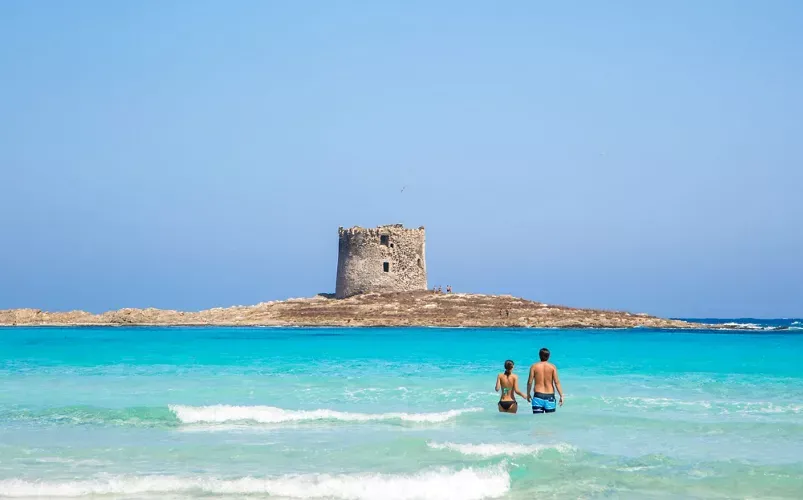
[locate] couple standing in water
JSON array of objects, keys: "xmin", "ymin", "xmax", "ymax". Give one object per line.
[{"xmin": 495, "ymin": 348, "xmax": 564, "ymax": 414}]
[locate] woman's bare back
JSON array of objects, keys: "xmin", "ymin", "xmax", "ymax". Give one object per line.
[{"xmin": 497, "ymin": 373, "xmax": 517, "ymax": 401}]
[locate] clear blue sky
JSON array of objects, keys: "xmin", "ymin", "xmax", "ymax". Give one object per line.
[{"xmin": 1, "ymin": 1, "xmax": 801, "ymax": 318}]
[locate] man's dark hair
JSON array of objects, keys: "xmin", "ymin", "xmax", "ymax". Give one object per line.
[{"xmin": 539, "ymin": 348, "xmax": 550, "ymax": 361}]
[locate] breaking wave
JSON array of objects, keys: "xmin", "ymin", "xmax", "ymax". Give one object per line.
[
  {"xmin": 716, "ymin": 322, "xmax": 801, "ymax": 331},
  {"xmin": 719, "ymin": 322, "xmax": 764, "ymax": 330},
  {"xmin": 169, "ymin": 405, "xmax": 483, "ymax": 424},
  {"xmin": 596, "ymin": 396, "xmax": 803, "ymax": 415},
  {"xmin": 0, "ymin": 467, "xmax": 509, "ymax": 499},
  {"xmin": 427, "ymin": 442, "xmax": 575, "ymax": 457},
  {"xmin": 1, "ymin": 405, "xmax": 483, "ymax": 427}
]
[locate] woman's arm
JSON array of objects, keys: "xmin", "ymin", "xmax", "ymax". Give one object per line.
[
  {"xmin": 495, "ymin": 374, "xmax": 501, "ymax": 392},
  {"xmin": 513, "ymin": 375, "xmax": 528, "ymax": 399}
]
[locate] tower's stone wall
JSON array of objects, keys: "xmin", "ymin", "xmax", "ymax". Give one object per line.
[{"xmin": 335, "ymin": 224, "xmax": 427, "ymax": 299}]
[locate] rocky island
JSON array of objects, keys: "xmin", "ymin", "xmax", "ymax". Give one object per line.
[
  {"xmin": 0, "ymin": 225, "xmax": 712, "ymax": 329},
  {"xmin": 0, "ymin": 291, "xmax": 702, "ymax": 328}
]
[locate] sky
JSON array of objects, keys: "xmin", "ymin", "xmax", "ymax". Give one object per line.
[{"xmin": 1, "ymin": 1, "xmax": 801, "ymax": 318}]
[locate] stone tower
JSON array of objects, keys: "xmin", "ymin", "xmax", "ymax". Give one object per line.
[{"xmin": 335, "ymin": 224, "xmax": 427, "ymax": 299}]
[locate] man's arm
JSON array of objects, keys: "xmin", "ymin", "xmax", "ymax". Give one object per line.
[
  {"xmin": 553, "ymin": 366, "xmax": 564, "ymax": 406},
  {"xmin": 526, "ymin": 364, "xmax": 535, "ymax": 402}
]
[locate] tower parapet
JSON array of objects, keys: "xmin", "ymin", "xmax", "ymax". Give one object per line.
[{"xmin": 335, "ymin": 224, "xmax": 427, "ymax": 299}]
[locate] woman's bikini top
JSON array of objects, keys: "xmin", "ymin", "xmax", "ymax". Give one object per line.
[{"xmin": 500, "ymin": 374, "xmax": 513, "ymax": 398}]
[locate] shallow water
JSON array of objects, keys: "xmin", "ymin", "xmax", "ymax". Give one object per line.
[{"xmin": 1, "ymin": 325, "xmax": 802, "ymax": 499}]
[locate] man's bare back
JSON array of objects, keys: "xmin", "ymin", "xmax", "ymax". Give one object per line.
[
  {"xmin": 527, "ymin": 348, "xmax": 564, "ymax": 413},
  {"xmin": 530, "ymin": 362, "xmax": 558, "ymax": 394}
]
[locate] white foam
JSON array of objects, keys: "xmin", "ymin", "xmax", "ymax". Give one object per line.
[
  {"xmin": 600, "ymin": 396, "xmax": 708, "ymax": 409},
  {"xmin": 598, "ymin": 396, "xmax": 803, "ymax": 414},
  {"xmin": 748, "ymin": 403, "xmax": 803, "ymax": 414},
  {"xmin": 0, "ymin": 467, "xmax": 509, "ymax": 499},
  {"xmin": 31, "ymin": 458, "xmax": 108, "ymax": 466},
  {"xmin": 428, "ymin": 442, "xmax": 575, "ymax": 457},
  {"xmin": 617, "ymin": 465, "xmax": 660, "ymax": 472},
  {"xmin": 719, "ymin": 322, "xmax": 765, "ymax": 330},
  {"xmin": 716, "ymin": 322, "xmax": 798, "ymax": 331},
  {"xmin": 169, "ymin": 405, "xmax": 482, "ymax": 424}
]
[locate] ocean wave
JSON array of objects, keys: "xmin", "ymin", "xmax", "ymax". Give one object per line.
[
  {"xmin": 0, "ymin": 467, "xmax": 509, "ymax": 499},
  {"xmin": 597, "ymin": 396, "xmax": 803, "ymax": 415},
  {"xmin": 599, "ymin": 396, "xmax": 704, "ymax": 409},
  {"xmin": 1, "ymin": 405, "xmax": 483, "ymax": 427},
  {"xmin": 427, "ymin": 442, "xmax": 575, "ymax": 457},
  {"xmin": 0, "ymin": 406, "xmax": 176, "ymax": 427},
  {"xmin": 30, "ymin": 457, "xmax": 109, "ymax": 466},
  {"xmin": 717, "ymin": 322, "xmax": 800, "ymax": 331},
  {"xmin": 169, "ymin": 405, "xmax": 483, "ymax": 424},
  {"xmin": 718, "ymin": 322, "xmax": 767, "ymax": 330},
  {"xmin": 616, "ymin": 465, "xmax": 661, "ymax": 472}
]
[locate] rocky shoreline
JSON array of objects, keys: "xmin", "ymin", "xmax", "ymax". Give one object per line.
[{"xmin": 0, "ymin": 291, "xmax": 710, "ymax": 329}]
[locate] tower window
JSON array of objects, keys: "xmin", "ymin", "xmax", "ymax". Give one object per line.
[
  {"xmin": 380, "ymin": 235, "xmax": 389, "ymax": 246},
  {"xmin": 383, "ymin": 262, "xmax": 390, "ymax": 272},
  {"xmin": 417, "ymin": 258, "xmax": 422, "ymax": 268}
]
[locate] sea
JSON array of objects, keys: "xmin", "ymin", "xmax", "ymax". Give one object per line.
[{"xmin": 1, "ymin": 319, "xmax": 802, "ymax": 499}]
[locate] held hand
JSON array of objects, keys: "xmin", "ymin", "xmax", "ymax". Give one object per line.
[
  {"xmin": 559, "ymin": 396, "xmax": 564, "ymax": 407},
  {"xmin": 526, "ymin": 395, "xmax": 532, "ymax": 403}
]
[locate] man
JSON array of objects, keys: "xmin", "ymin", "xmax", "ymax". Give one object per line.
[{"xmin": 527, "ymin": 347, "xmax": 564, "ymax": 414}]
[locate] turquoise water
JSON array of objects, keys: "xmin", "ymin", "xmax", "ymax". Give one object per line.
[{"xmin": 1, "ymin": 325, "xmax": 802, "ymax": 499}]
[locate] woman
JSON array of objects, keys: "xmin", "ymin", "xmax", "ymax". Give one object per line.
[{"xmin": 495, "ymin": 360, "xmax": 528, "ymax": 413}]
